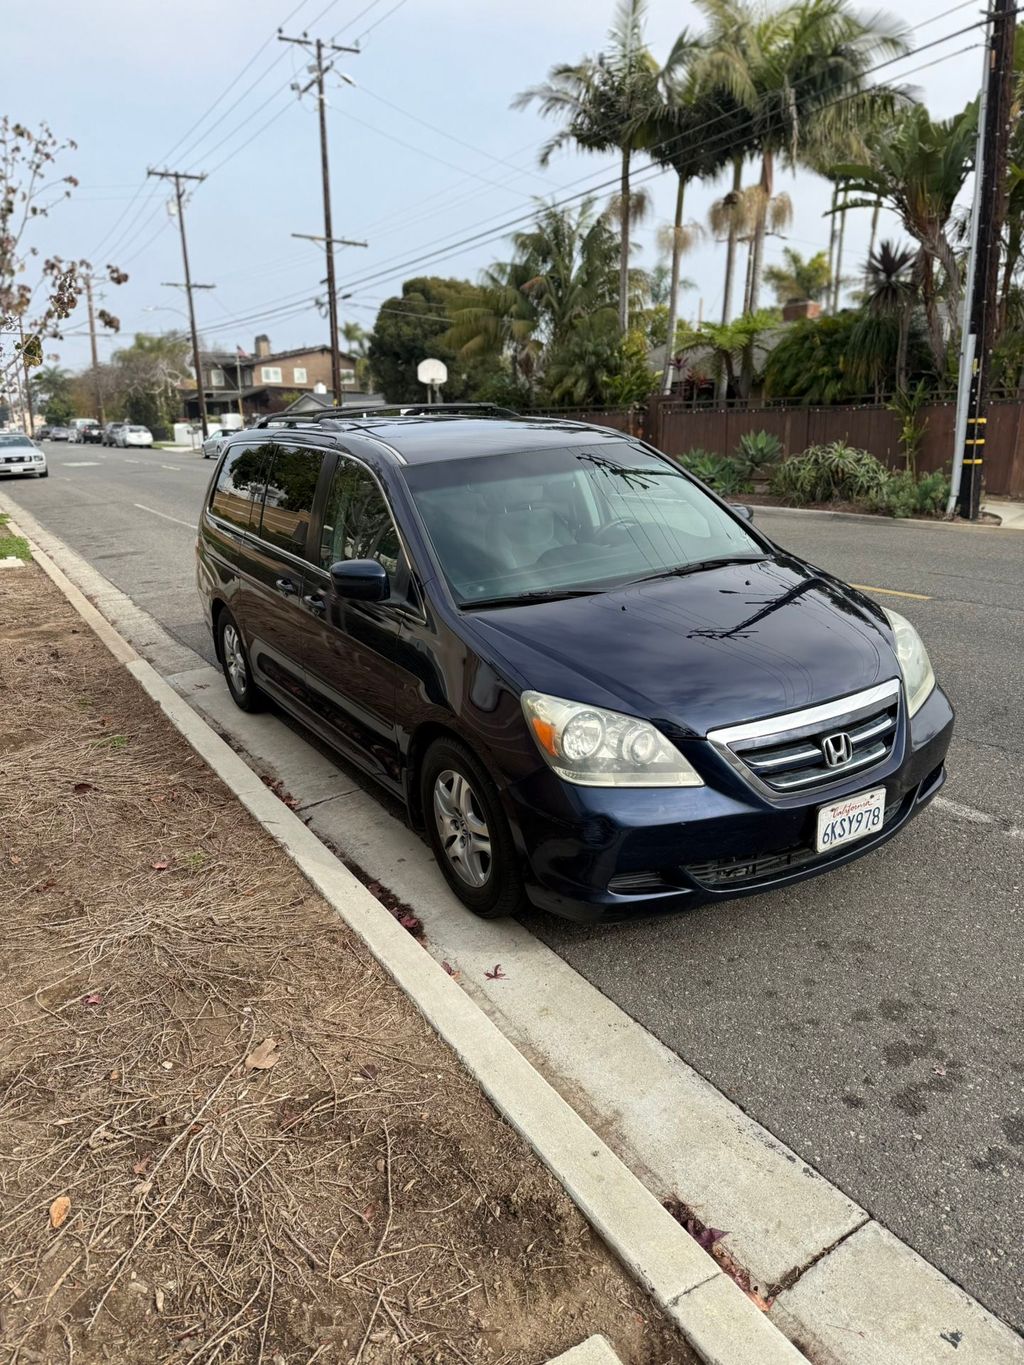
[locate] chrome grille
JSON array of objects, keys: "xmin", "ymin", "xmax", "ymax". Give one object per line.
[{"xmin": 708, "ymin": 680, "xmax": 901, "ymax": 796}]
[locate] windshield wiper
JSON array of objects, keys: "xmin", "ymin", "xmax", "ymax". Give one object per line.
[
  {"xmin": 631, "ymin": 553, "xmax": 771, "ymax": 585},
  {"xmin": 464, "ymin": 587, "xmax": 605, "ymax": 610}
]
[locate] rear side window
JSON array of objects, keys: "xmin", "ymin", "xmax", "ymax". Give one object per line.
[
  {"xmin": 210, "ymin": 443, "xmax": 270, "ymax": 532},
  {"xmin": 257, "ymin": 444, "xmax": 325, "ymax": 554},
  {"xmin": 319, "ymin": 458, "xmax": 400, "ymax": 573}
]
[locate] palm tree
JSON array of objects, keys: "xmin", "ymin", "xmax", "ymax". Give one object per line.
[
  {"xmin": 675, "ymin": 308, "xmax": 778, "ymax": 403},
  {"xmin": 861, "ymin": 238, "xmax": 917, "ymax": 392},
  {"xmin": 341, "ymin": 321, "xmax": 369, "ymax": 357},
  {"xmin": 838, "ymin": 101, "xmax": 979, "ymax": 376},
  {"xmin": 692, "ymin": 0, "xmax": 909, "ymax": 314},
  {"xmin": 515, "ymin": 0, "xmax": 661, "ymax": 334},
  {"xmin": 764, "ymin": 246, "xmax": 831, "ymax": 305},
  {"xmin": 28, "ymin": 362, "xmax": 71, "ymax": 406},
  {"xmin": 708, "ymin": 164, "xmax": 755, "ymax": 325},
  {"xmin": 447, "ymin": 198, "xmax": 620, "ymax": 400}
]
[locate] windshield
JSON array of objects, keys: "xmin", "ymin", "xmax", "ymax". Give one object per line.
[
  {"xmin": 404, "ymin": 440, "xmax": 763, "ymax": 605},
  {"xmin": 0, "ymin": 434, "xmax": 32, "ymax": 447}
]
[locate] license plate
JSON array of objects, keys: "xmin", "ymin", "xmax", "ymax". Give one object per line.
[{"xmin": 816, "ymin": 787, "xmax": 886, "ymax": 853}]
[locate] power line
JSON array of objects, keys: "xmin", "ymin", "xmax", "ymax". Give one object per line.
[{"xmin": 193, "ymin": 23, "xmax": 984, "ymax": 334}]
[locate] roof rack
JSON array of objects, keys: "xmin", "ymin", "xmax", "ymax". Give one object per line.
[{"xmin": 253, "ymin": 402, "xmax": 518, "ymax": 430}]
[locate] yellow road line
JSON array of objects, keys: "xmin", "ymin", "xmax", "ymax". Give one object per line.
[{"xmin": 851, "ymin": 583, "xmax": 932, "ymax": 601}]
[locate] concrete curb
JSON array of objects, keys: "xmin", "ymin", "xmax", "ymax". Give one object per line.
[
  {"xmin": 16, "ymin": 516, "xmax": 806, "ymax": 1364},
  {"xmin": 747, "ymin": 502, "xmax": 1013, "ymax": 531}
]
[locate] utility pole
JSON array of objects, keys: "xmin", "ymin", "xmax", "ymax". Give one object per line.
[
  {"xmin": 147, "ymin": 168, "xmax": 210, "ymax": 436},
  {"xmin": 83, "ymin": 274, "xmax": 104, "ymax": 424},
  {"xmin": 948, "ymin": 0, "xmax": 1016, "ymax": 520},
  {"xmin": 279, "ymin": 31, "xmax": 364, "ymax": 401}
]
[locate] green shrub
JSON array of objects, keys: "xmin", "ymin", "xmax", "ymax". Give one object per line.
[
  {"xmin": 865, "ymin": 468, "xmax": 951, "ymax": 518},
  {"xmin": 735, "ymin": 429, "xmax": 783, "ymax": 470},
  {"xmin": 770, "ymin": 441, "xmax": 890, "ymax": 505},
  {"xmin": 681, "ymin": 450, "xmax": 751, "ymax": 495}
]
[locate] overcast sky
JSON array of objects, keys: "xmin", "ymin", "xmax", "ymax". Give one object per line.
[{"xmin": 6, "ymin": 0, "xmax": 986, "ymax": 374}]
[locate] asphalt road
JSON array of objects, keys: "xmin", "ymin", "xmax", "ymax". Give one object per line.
[{"xmin": 8, "ymin": 441, "xmax": 1024, "ymax": 1332}]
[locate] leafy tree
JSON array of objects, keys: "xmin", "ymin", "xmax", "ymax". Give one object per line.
[
  {"xmin": 111, "ymin": 332, "xmax": 190, "ymax": 437},
  {"xmin": 762, "ymin": 307, "xmax": 932, "ymax": 403},
  {"xmin": 1, "ymin": 117, "xmax": 127, "ymax": 376},
  {"xmin": 30, "ymin": 363, "xmax": 75, "ymax": 424},
  {"xmin": 764, "ymin": 248, "xmax": 831, "ymax": 304},
  {"xmin": 367, "ymin": 277, "xmax": 491, "ymax": 403},
  {"xmin": 515, "ymin": 0, "xmax": 662, "ymax": 333}
]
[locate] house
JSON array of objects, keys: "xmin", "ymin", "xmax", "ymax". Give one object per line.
[{"xmin": 181, "ymin": 334, "xmax": 360, "ymax": 422}]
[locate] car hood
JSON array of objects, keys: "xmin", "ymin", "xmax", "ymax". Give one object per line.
[{"xmin": 464, "ymin": 555, "xmax": 899, "ymax": 737}]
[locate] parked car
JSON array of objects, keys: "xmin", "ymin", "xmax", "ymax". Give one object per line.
[
  {"xmin": 202, "ymin": 427, "xmax": 237, "ymax": 460},
  {"xmin": 48, "ymin": 427, "xmax": 71, "ymax": 442},
  {"xmin": 197, "ymin": 414, "xmax": 953, "ymax": 922},
  {"xmin": 0, "ymin": 432, "xmax": 47, "ymax": 478},
  {"xmin": 102, "ymin": 422, "xmax": 127, "ymax": 446},
  {"xmin": 116, "ymin": 424, "xmax": 154, "ymax": 448},
  {"xmin": 37, "ymin": 425, "xmax": 52, "ymax": 440},
  {"xmin": 82, "ymin": 422, "xmax": 104, "ymax": 445},
  {"xmin": 69, "ymin": 418, "xmax": 101, "ymax": 444}
]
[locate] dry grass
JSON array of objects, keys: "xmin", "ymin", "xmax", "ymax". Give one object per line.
[{"xmin": 0, "ymin": 564, "xmax": 695, "ymax": 1365}]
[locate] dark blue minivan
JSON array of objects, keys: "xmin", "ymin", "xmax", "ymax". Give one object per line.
[{"xmin": 197, "ymin": 410, "xmax": 953, "ymax": 921}]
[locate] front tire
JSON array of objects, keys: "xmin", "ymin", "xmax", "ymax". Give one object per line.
[
  {"xmin": 217, "ymin": 609, "xmax": 264, "ymax": 712},
  {"xmin": 420, "ymin": 737, "xmax": 524, "ymax": 918}
]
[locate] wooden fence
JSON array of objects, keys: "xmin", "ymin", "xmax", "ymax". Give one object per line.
[{"xmin": 646, "ymin": 397, "xmax": 1024, "ymax": 498}]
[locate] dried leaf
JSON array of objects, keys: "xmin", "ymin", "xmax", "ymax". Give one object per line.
[
  {"xmin": 72, "ymin": 782, "xmax": 94, "ymax": 794},
  {"xmin": 245, "ymin": 1037, "xmax": 281, "ymax": 1072},
  {"xmin": 49, "ymin": 1196, "xmax": 70, "ymax": 1229},
  {"xmin": 151, "ymin": 859, "xmax": 169, "ymax": 872},
  {"xmin": 88, "ymin": 1125, "xmax": 115, "ymax": 1150},
  {"xmin": 358, "ymin": 1062, "xmax": 378, "ymax": 1081},
  {"xmin": 132, "ymin": 1179, "xmax": 153, "ymax": 1199},
  {"xmin": 442, "ymin": 961, "xmax": 461, "ymax": 980},
  {"xmin": 9, "ymin": 855, "xmax": 22, "ymax": 867},
  {"xmin": 132, "ymin": 1158, "xmax": 150, "ymax": 1176},
  {"xmin": 484, "ymin": 964, "xmax": 506, "ymax": 980},
  {"xmin": 82, "ymin": 992, "xmax": 103, "ymax": 1007},
  {"xmin": 155, "ymin": 1287, "xmax": 165, "ymax": 1313},
  {"xmin": 744, "ymin": 1288, "xmax": 773, "ymax": 1312}
]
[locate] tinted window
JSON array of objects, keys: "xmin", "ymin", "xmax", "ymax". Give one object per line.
[
  {"xmin": 210, "ymin": 443, "xmax": 270, "ymax": 532},
  {"xmin": 0, "ymin": 434, "xmax": 32, "ymax": 448},
  {"xmin": 404, "ymin": 441, "xmax": 762, "ymax": 604},
  {"xmin": 320, "ymin": 459, "xmax": 400, "ymax": 573},
  {"xmin": 257, "ymin": 444, "xmax": 325, "ymax": 554}
]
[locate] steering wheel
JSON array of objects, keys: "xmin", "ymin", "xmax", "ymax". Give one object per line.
[{"xmin": 594, "ymin": 517, "xmax": 643, "ymax": 545}]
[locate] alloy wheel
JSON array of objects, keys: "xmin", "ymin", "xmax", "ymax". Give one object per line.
[
  {"xmin": 222, "ymin": 623, "xmax": 247, "ymax": 695},
  {"xmin": 433, "ymin": 769, "xmax": 492, "ymax": 888}
]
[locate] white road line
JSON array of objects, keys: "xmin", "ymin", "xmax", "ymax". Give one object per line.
[
  {"xmin": 160, "ymin": 464, "xmax": 181, "ymax": 472},
  {"xmin": 63, "ymin": 461, "xmax": 101, "ymax": 467},
  {"xmin": 124, "ymin": 459, "xmax": 142, "ymax": 465},
  {"xmin": 132, "ymin": 503, "xmax": 197, "ymax": 531}
]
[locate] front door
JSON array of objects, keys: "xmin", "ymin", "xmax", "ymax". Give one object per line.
[
  {"xmin": 244, "ymin": 440, "xmax": 328, "ymax": 705},
  {"xmin": 301, "ymin": 454, "xmax": 407, "ymax": 786}
]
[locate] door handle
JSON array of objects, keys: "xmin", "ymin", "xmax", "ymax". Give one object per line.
[
  {"xmin": 303, "ymin": 591, "xmax": 326, "ymax": 615},
  {"xmin": 275, "ymin": 576, "xmax": 298, "ymax": 596}
]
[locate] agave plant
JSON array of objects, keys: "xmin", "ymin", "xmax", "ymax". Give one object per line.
[
  {"xmin": 770, "ymin": 441, "xmax": 890, "ymax": 503},
  {"xmin": 735, "ymin": 428, "xmax": 783, "ymax": 470}
]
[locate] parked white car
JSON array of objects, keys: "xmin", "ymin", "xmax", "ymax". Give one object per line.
[
  {"xmin": 202, "ymin": 427, "xmax": 236, "ymax": 460},
  {"xmin": 0, "ymin": 432, "xmax": 47, "ymax": 478},
  {"xmin": 116, "ymin": 425, "xmax": 154, "ymax": 448}
]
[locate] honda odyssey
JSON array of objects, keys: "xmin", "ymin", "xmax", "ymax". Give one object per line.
[{"xmin": 196, "ymin": 411, "xmax": 953, "ymax": 921}]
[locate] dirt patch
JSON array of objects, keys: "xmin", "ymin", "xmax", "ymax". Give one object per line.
[{"xmin": 0, "ymin": 564, "xmax": 696, "ymax": 1365}]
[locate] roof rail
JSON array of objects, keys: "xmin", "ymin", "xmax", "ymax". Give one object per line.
[
  {"xmin": 312, "ymin": 402, "xmax": 518, "ymax": 422},
  {"xmin": 252, "ymin": 413, "xmax": 321, "ymax": 429}
]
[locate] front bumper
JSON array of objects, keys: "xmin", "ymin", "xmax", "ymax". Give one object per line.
[
  {"xmin": 506, "ymin": 685, "xmax": 954, "ymax": 922},
  {"xmin": 0, "ymin": 461, "xmax": 45, "ymax": 476}
]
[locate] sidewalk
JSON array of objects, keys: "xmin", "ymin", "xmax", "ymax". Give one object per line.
[
  {"xmin": 983, "ymin": 496, "xmax": 1024, "ymax": 529},
  {"xmin": 0, "ymin": 560, "xmax": 697, "ymax": 1364}
]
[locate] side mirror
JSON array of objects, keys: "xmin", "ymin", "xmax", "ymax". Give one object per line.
[
  {"xmin": 730, "ymin": 502, "xmax": 754, "ymax": 522},
  {"xmin": 330, "ymin": 558, "xmax": 389, "ymax": 602}
]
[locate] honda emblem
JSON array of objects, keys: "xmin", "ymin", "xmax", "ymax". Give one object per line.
[{"xmin": 821, "ymin": 731, "xmax": 854, "ymax": 768}]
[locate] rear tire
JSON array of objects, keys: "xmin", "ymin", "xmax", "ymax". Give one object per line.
[
  {"xmin": 217, "ymin": 609, "xmax": 264, "ymax": 712},
  {"xmin": 420, "ymin": 737, "xmax": 525, "ymax": 918}
]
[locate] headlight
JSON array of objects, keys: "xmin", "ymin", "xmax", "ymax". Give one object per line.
[
  {"xmin": 883, "ymin": 609, "xmax": 935, "ymax": 716},
  {"xmin": 521, "ymin": 691, "xmax": 704, "ymax": 787}
]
